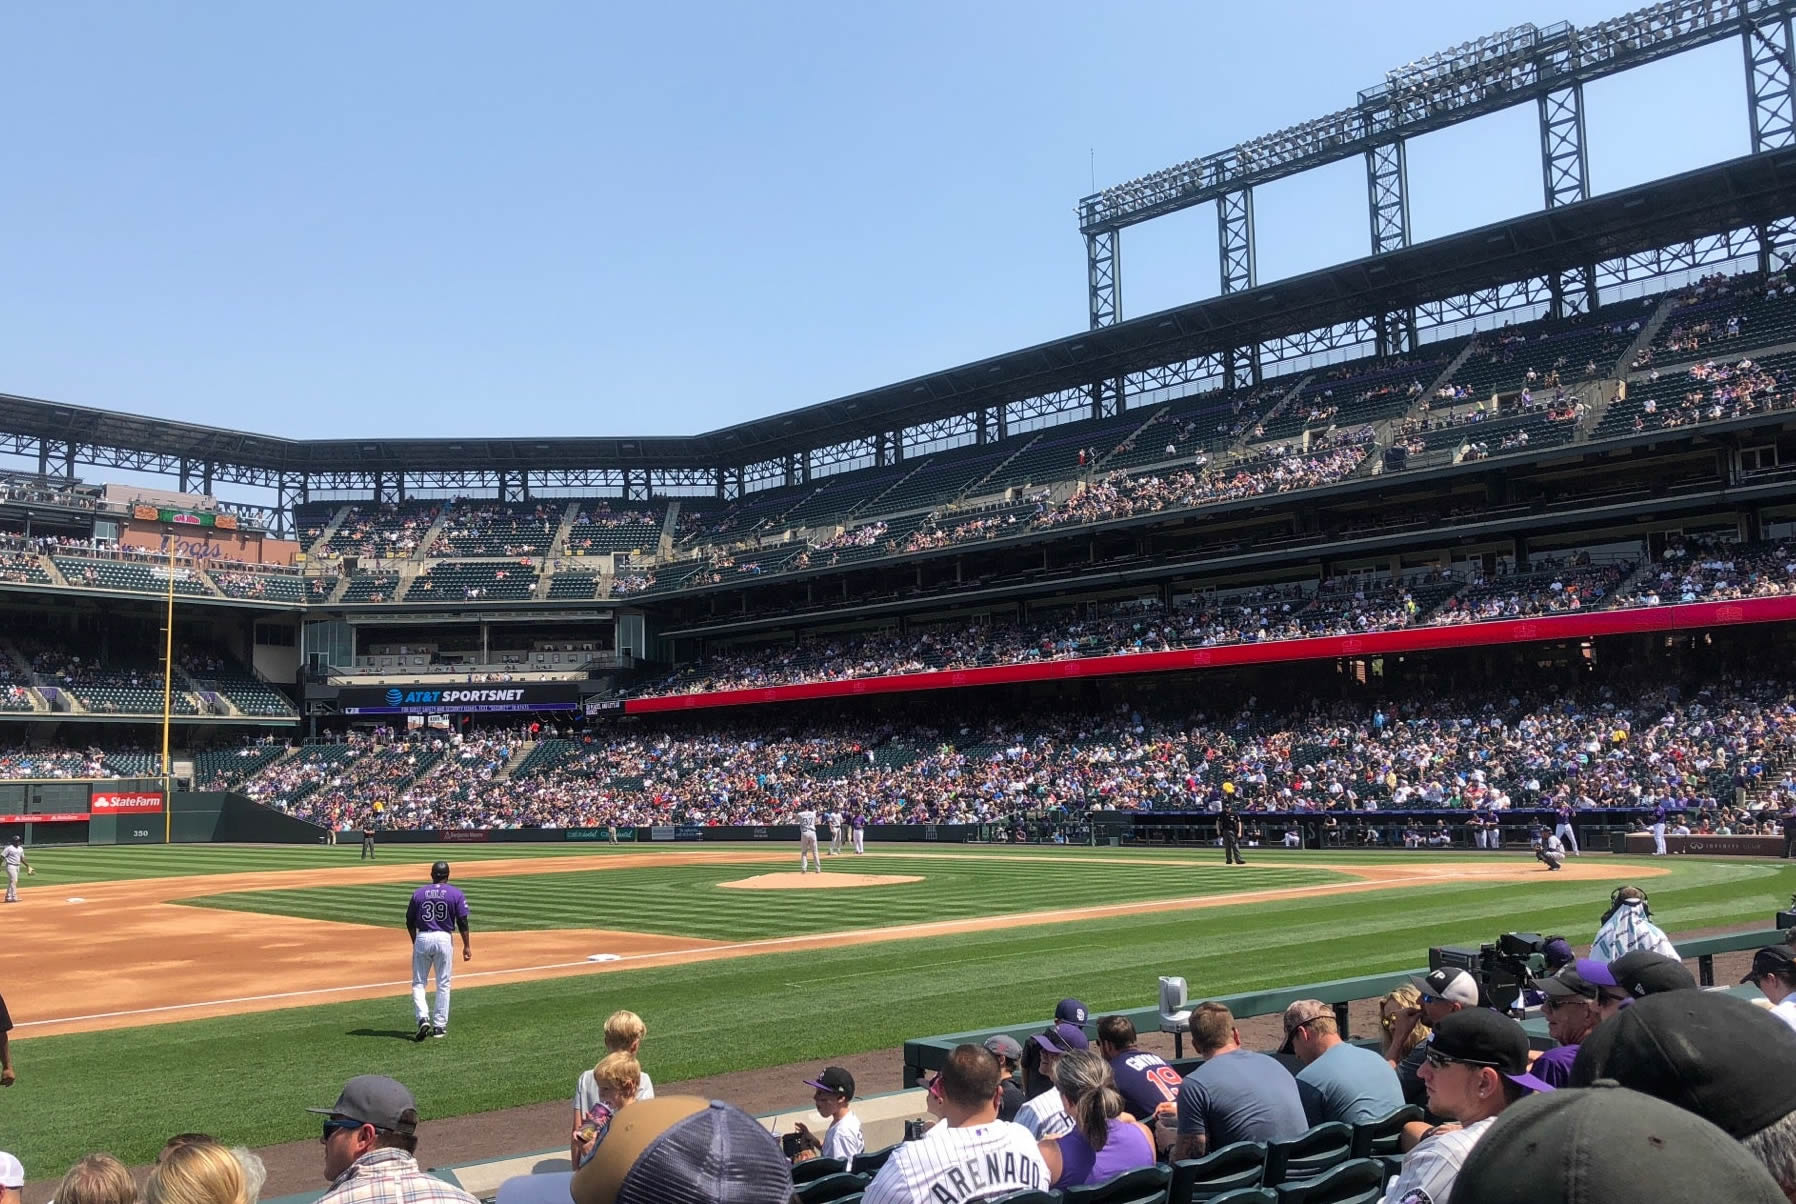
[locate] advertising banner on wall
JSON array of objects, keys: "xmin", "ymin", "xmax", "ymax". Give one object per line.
[
  {"xmin": 338, "ymin": 683, "xmax": 581, "ymax": 715},
  {"xmin": 92, "ymin": 792, "xmax": 165, "ymax": 814}
]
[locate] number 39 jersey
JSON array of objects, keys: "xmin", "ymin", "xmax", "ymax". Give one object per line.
[
  {"xmin": 408, "ymin": 883, "xmax": 469, "ymax": 933},
  {"xmin": 1109, "ymin": 1049, "xmax": 1183, "ymax": 1121}
]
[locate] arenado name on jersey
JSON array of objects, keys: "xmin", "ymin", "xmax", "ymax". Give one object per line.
[{"xmin": 924, "ymin": 1148, "xmax": 1045, "ymax": 1202}]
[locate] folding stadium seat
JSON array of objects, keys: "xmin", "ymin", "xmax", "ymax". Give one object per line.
[
  {"xmin": 1168, "ymin": 1141, "xmax": 1268, "ymax": 1203},
  {"xmin": 1271, "ymin": 1159, "xmax": 1384, "ymax": 1204},
  {"xmin": 791, "ymin": 1158, "xmax": 850, "ymax": 1185},
  {"xmin": 1263, "ymin": 1123, "xmax": 1353, "ymax": 1185},
  {"xmin": 794, "ymin": 1172, "xmax": 868, "ymax": 1204},
  {"xmin": 1206, "ymin": 1192, "xmax": 1277, "ymax": 1204},
  {"xmin": 850, "ymin": 1145, "xmax": 897, "ymax": 1175},
  {"xmin": 1060, "ymin": 1165, "xmax": 1172, "ymax": 1204},
  {"xmin": 1348, "ymin": 1105, "xmax": 1422, "ymax": 1159}
]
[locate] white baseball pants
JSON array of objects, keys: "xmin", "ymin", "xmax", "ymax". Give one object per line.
[
  {"xmin": 1651, "ymin": 822, "xmax": 1667, "ymax": 855},
  {"xmin": 829, "ymin": 826, "xmax": 843, "ymax": 855},
  {"xmin": 799, "ymin": 832, "xmax": 820, "ymax": 872},
  {"xmin": 412, "ymin": 931, "xmax": 454, "ymax": 1028},
  {"xmin": 853, "ymin": 828, "xmax": 864, "ymax": 854},
  {"xmin": 4, "ymin": 864, "xmax": 16, "ymax": 902},
  {"xmin": 1554, "ymin": 822, "xmax": 1579, "ymax": 855}
]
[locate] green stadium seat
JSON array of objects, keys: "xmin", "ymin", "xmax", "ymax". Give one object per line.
[
  {"xmin": 792, "ymin": 1157, "xmax": 849, "ymax": 1184},
  {"xmin": 1169, "ymin": 1141, "xmax": 1267, "ymax": 1203},
  {"xmin": 1060, "ymin": 1164, "xmax": 1171, "ymax": 1204},
  {"xmin": 795, "ymin": 1172, "xmax": 868, "ymax": 1204},
  {"xmin": 851, "ymin": 1145, "xmax": 897, "ymax": 1175},
  {"xmin": 1206, "ymin": 1192, "xmax": 1277, "ymax": 1204},
  {"xmin": 1349, "ymin": 1106, "xmax": 1422, "ymax": 1159},
  {"xmin": 1264, "ymin": 1123, "xmax": 1353, "ymax": 1185},
  {"xmin": 1272, "ymin": 1158, "xmax": 1384, "ymax": 1204}
]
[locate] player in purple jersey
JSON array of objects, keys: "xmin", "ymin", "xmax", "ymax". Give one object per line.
[
  {"xmin": 406, "ymin": 861, "xmax": 471, "ymax": 1041},
  {"xmin": 1553, "ymin": 801, "xmax": 1580, "ymax": 856}
]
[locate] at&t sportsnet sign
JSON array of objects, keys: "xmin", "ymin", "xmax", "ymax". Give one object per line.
[
  {"xmin": 338, "ymin": 683, "xmax": 580, "ymax": 715},
  {"xmin": 91, "ymin": 792, "xmax": 164, "ymax": 814}
]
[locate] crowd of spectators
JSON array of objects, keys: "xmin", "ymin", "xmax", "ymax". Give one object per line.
[
  {"xmin": 188, "ymin": 674, "xmax": 1796, "ymax": 832},
  {"xmin": 431, "ymin": 503, "xmax": 560, "ymax": 558},
  {"xmin": 328, "ymin": 503, "xmax": 440, "ymax": 559},
  {"xmin": 1626, "ymin": 355, "xmax": 1792, "ymax": 433},
  {"xmin": 1620, "ymin": 536, "xmax": 1796, "ymax": 606}
]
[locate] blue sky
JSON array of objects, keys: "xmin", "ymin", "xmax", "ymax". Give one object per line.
[{"xmin": 0, "ymin": 1, "xmax": 1754, "ymax": 444}]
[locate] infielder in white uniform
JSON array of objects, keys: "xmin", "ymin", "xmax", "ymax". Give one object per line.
[
  {"xmin": 797, "ymin": 809, "xmax": 821, "ymax": 873},
  {"xmin": 406, "ymin": 861, "xmax": 472, "ymax": 1040},
  {"xmin": 2, "ymin": 837, "xmax": 29, "ymax": 903},
  {"xmin": 863, "ymin": 1045, "xmax": 1049, "ymax": 1204},
  {"xmin": 828, "ymin": 810, "xmax": 844, "ymax": 856}
]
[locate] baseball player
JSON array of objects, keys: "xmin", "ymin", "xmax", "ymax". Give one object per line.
[
  {"xmin": 1553, "ymin": 799, "xmax": 1580, "ymax": 856},
  {"xmin": 852, "ymin": 812, "xmax": 866, "ymax": 855},
  {"xmin": 406, "ymin": 862, "xmax": 471, "ymax": 1040},
  {"xmin": 1649, "ymin": 801, "xmax": 1669, "ymax": 856},
  {"xmin": 1535, "ymin": 830, "xmax": 1566, "ymax": 871},
  {"xmin": 361, "ymin": 819, "xmax": 377, "ymax": 861},
  {"xmin": 3, "ymin": 838, "xmax": 29, "ymax": 903},
  {"xmin": 797, "ymin": 808, "xmax": 821, "ymax": 874},
  {"xmin": 1220, "ymin": 807, "xmax": 1245, "ymax": 866},
  {"xmin": 827, "ymin": 810, "xmax": 844, "ymax": 857},
  {"xmin": 862, "ymin": 1045, "xmax": 1049, "ymax": 1204}
]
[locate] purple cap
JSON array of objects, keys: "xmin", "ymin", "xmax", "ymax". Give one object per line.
[
  {"xmin": 1055, "ymin": 998, "xmax": 1089, "ymax": 1025},
  {"xmin": 1032, "ymin": 1022, "xmax": 1089, "ymax": 1054},
  {"xmin": 1542, "ymin": 938, "xmax": 1575, "ymax": 970}
]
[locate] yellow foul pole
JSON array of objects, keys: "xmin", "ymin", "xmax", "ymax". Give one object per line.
[{"xmin": 162, "ymin": 529, "xmax": 177, "ymax": 843}]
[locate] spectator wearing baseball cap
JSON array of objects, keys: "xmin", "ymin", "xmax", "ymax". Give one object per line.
[
  {"xmin": 1743, "ymin": 946, "xmax": 1796, "ymax": 1033},
  {"xmin": 1531, "ymin": 959, "xmax": 1628, "ymax": 1088},
  {"xmin": 311, "ymin": 1075, "xmax": 481, "ymax": 1204},
  {"xmin": 1380, "ymin": 1008, "xmax": 1551, "ymax": 1204},
  {"xmin": 1608, "ymin": 949, "xmax": 1696, "ymax": 998},
  {"xmin": 1452, "ymin": 1085, "xmax": 1786, "ymax": 1204},
  {"xmin": 1391, "ymin": 967, "xmax": 1478, "ymax": 1111},
  {"xmin": 496, "ymin": 1096, "xmax": 793, "ymax": 1204},
  {"xmin": 1281, "ymin": 1000, "xmax": 1404, "ymax": 1126},
  {"xmin": 0, "ymin": 1152, "xmax": 20, "ymax": 1204},
  {"xmin": 1094, "ymin": 1015, "xmax": 1181, "ymax": 1147},
  {"xmin": 1170, "ymin": 1003, "xmax": 1307, "ymax": 1161},
  {"xmin": 983, "ymin": 1035, "xmax": 1026, "ymax": 1123},
  {"xmin": 1571, "ymin": 990, "xmax": 1796, "ymax": 1198},
  {"xmin": 792, "ymin": 1066, "xmax": 862, "ymax": 1164},
  {"xmin": 1015, "ymin": 1022, "xmax": 1087, "ymax": 1139}
]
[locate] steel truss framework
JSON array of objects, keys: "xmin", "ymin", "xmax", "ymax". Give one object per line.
[{"xmin": 1080, "ymin": 0, "xmax": 1796, "ymax": 328}]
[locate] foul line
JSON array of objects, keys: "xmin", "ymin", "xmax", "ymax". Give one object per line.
[{"xmin": 25, "ymin": 859, "xmax": 1643, "ymax": 1031}]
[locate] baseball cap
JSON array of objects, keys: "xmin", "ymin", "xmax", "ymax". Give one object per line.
[
  {"xmin": 803, "ymin": 1067, "xmax": 854, "ymax": 1099},
  {"xmin": 1541, "ymin": 937, "xmax": 1575, "ymax": 971},
  {"xmin": 1608, "ymin": 950, "xmax": 1696, "ymax": 997},
  {"xmin": 1032, "ymin": 1021, "xmax": 1089, "ymax": 1054},
  {"xmin": 496, "ymin": 1097, "xmax": 792, "ymax": 1204},
  {"xmin": 1537, "ymin": 959, "xmax": 1621, "ymax": 1001},
  {"xmin": 1452, "ymin": 1085, "xmax": 1786, "ymax": 1204},
  {"xmin": 1278, "ymin": 999, "xmax": 1333, "ymax": 1054},
  {"xmin": 1429, "ymin": 1008, "xmax": 1553, "ymax": 1093},
  {"xmin": 1741, "ymin": 945, "xmax": 1796, "ymax": 983},
  {"xmin": 1410, "ymin": 966, "xmax": 1479, "ymax": 1007},
  {"xmin": 0, "ymin": 1153, "xmax": 22, "ymax": 1189},
  {"xmin": 1569, "ymin": 990, "xmax": 1796, "ymax": 1138},
  {"xmin": 983, "ymin": 1034, "xmax": 1024, "ymax": 1063},
  {"xmin": 305, "ymin": 1075, "xmax": 420, "ymax": 1135},
  {"xmin": 1055, "ymin": 998, "xmax": 1089, "ymax": 1025}
]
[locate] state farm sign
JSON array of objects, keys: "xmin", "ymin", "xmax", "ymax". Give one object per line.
[{"xmin": 91, "ymin": 792, "xmax": 164, "ymax": 814}]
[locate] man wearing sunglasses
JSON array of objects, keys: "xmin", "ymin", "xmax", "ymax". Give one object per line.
[
  {"xmin": 1529, "ymin": 960, "xmax": 1628, "ymax": 1088},
  {"xmin": 1379, "ymin": 1009, "xmax": 1552, "ymax": 1204},
  {"xmin": 310, "ymin": 1075, "xmax": 479, "ymax": 1204},
  {"xmin": 1390, "ymin": 968, "xmax": 1477, "ymax": 1112}
]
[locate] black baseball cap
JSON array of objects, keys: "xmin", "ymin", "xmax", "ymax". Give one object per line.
[
  {"xmin": 1430, "ymin": 1008, "xmax": 1553, "ymax": 1093},
  {"xmin": 1607, "ymin": 950, "xmax": 1696, "ymax": 997},
  {"xmin": 1055, "ymin": 998, "xmax": 1088, "ymax": 1025},
  {"xmin": 1741, "ymin": 946, "xmax": 1796, "ymax": 984},
  {"xmin": 431, "ymin": 861, "xmax": 450, "ymax": 881},
  {"xmin": 1537, "ymin": 959, "xmax": 1621, "ymax": 1001},
  {"xmin": 1569, "ymin": 990, "xmax": 1796, "ymax": 1138},
  {"xmin": 306, "ymin": 1075, "xmax": 420, "ymax": 1135},
  {"xmin": 1452, "ymin": 1085, "xmax": 1786, "ymax": 1204},
  {"xmin": 802, "ymin": 1067, "xmax": 854, "ymax": 1099}
]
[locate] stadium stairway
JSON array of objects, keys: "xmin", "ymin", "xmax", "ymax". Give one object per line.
[
  {"xmin": 496, "ymin": 740, "xmax": 535, "ymax": 779},
  {"xmin": 35, "ymin": 556, "xmax": 70, "ymax": 589},
  {"xmin": 175, "ymin": 665, "xmax": 237, "ymax": 717},
  {"xmin": 1229, "ymin": 374, "xmax": 1314, "ymax": 454},
  {"xmin": 1619, "ymin": 294, "xmax": 1680, "ymax": 369},
  {"xmin": 850, "ymin": 458, "xmax": 932, "ymax": 519},
  {"xmin": 1573, "ymin": 378, "xmax": 1624, "ymax": 441},
  {"xmin": 956, "ymin": 432, "xmax": 1043, "ymax": 499},
  {"xmin": 659, "ymin": 501, "xmax": 681, "ymax": 556},
  {"xmin": 1092, "ymin": 404, "xmax": 1174, "ymax": 472},
  {"xmin": 305, "ymin": 506, "xmax": 353, "ymax": 559},
  {"xmin": 413, "ymin": 507, "xmax": 455, "ymax": 560},
  {"xmin": 550, "ymin": 501, "xmax": 582, "ymax": 558}
]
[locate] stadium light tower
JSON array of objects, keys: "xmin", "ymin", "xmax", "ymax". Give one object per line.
[{"xmin": 1078, "ymin": 0, "xmax": 1796, "ymax": 332}]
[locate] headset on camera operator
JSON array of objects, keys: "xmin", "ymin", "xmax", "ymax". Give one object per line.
[{"xmin": 1590, "ymin": 886, "xmax": 1679, "ymax": 963}]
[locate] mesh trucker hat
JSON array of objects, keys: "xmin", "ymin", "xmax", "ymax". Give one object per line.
[
  {"xmin": 1569, "ymin": 989, "xmax": 1796, "ymax": 1139},
  {"xmin": 305, "ymin": 1076, "xmax": 420, "ymax": 1135},
  {"xmin": 1452, "ymin": 1084, "xmax": 1786, "ymax": 1204},
  {"xmin": 496, "ymin": 1097, "xmax": 792, "ymax": 1204},
  {"xmin": 1278, "ymin": 999, "xmax": 1333, "ymax": 1054},
  {"xmin": 0, "ymin": 1153, "xmax": 22, "ymax": 1189},
  {"xmin": 1607, "ymin": 950, "xmax": 1696, "ymax": 997}
]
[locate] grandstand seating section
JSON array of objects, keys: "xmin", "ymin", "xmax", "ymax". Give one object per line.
[
  {"xmin": 431, "ymin": 502, "xmax": 563, "ymax": 557},
  {"xmin": 339, "ymin": 573, "xmax": 401, "ymax": 603},
  {"xmin": 565, "ymin": 504, "xmax": 662, "ymax": 554},
  {"xmin": 53, "ymin": 556, "xmax": 214, "ymax": 596},
  {"xmin": 1443, "ymin": 301, "xmax": 1651, "ymax": 398},
  {"xmin": 195, "ymin": 743, "xmax": 287, "ymax": 786},
  {"xmin": 184, "ymin": 660, "xmax": 296, "ymax": 717},
  {"xmin": 210, "ymin": 569, "xmax": 306, "ymax": 603},
  {"xmin": 406, "ymin": 561, "xmax": 539, "ymax": 601},
  {"xmin": 324, "ymin": 502, "xmax": 441, "ymax": 557},
  {"xmin": 0, "ymin": 549, "xmax": 52, "ymax": 585},
  {"xmin": 1648, "ymin": 274, "xmax": 1796, "ymax": 362},
  {"xmin": 1594, "ymin": 348, "xmax": 1796, "ymax": 441},
  {"xmin": 546, "ymin": 572, "xmax": 602, "ymax": 599}
]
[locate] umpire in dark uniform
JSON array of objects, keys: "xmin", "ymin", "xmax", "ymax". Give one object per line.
[
  {"xmin": 1221, "ymin": 806, "xmax": 1245, "ymax": 866},
  {"xmin": 1782, "ymin": 802, "xmax": 1796, "ymax": 859},
  {"xmin": 362, "ymin": 818, "xmax": 377, "ymax": 861}
]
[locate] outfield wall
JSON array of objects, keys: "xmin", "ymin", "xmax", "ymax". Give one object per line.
[{"xmin": 0, "ymin": 778, "xmax": 166, "ymax": 847}]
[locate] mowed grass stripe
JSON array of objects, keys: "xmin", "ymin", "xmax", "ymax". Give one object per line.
[
  {"xmin": 13, "ymin": 855, "xmax": 1793, "ymax": 1176},
  {"xmin": 175, "ymin": 857, "xmax": 1348, "ymax": 940}
]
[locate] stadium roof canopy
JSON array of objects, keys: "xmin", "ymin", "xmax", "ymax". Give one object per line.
[{"xmin": 2, "ymin": 149, "xmax": 1794, "ymax": 482}]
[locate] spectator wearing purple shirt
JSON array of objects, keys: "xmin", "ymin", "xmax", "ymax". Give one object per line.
[
  {"xmin": 1532, "ymin": 960, "xmax": 1627, "ymax": 1088},
  {"xmin": 406, "ymin": 862, "xmax": 471, "ymax": 1041}
]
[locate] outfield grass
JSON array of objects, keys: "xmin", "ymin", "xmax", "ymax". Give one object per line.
[
  {"xmin": 6, "ymin": 847, "xmax": 1793, "ymax": 1178},
  {"xmin": 16, "ymin": 842, "xmax": 660, "ymax": 886},
  {"xmin": 173, "ymin": 855, "xmax": 1350, "ymax": 940}
]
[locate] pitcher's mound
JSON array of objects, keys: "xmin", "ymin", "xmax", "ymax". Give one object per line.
[{"xmin": 720, "ymin": 872, "xmax": 923, "ymax": 890}]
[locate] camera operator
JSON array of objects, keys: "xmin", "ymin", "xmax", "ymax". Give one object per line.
[
  {"xmin": 1590, "ymin": 886, "xmax": 1679, "ymax": 962},
  {"xmin": 1529, "ymin": 960, "xmax": 1629, "ymax": 1087}
]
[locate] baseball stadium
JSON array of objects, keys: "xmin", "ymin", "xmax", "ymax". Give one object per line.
[{"xmin": 8, "ymin": 5, "xmax": 1796, "ymax": 1204}]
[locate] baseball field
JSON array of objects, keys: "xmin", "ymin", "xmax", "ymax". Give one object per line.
[{"xmin": 6, "ymin": 841, "xmax": 1794, "ymax": 1178}]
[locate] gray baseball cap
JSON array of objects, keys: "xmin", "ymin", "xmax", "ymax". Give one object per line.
[
  {"xmin": 306, "ymin": 1075, "xmax": 420, "ymax": 1135},
  {"xmin": 983, "ymin": 1034, "xmax": 1024, "ymax": 1063}
]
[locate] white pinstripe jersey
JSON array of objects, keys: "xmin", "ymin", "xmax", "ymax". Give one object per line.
[
  {"xmin": 1379, "ymin": 1115, "xmax": 1495, "ymax": 1204},
  {"xmin": 862, "ymin": 1119, "xmax": 1049, "ymax": 1204}
]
